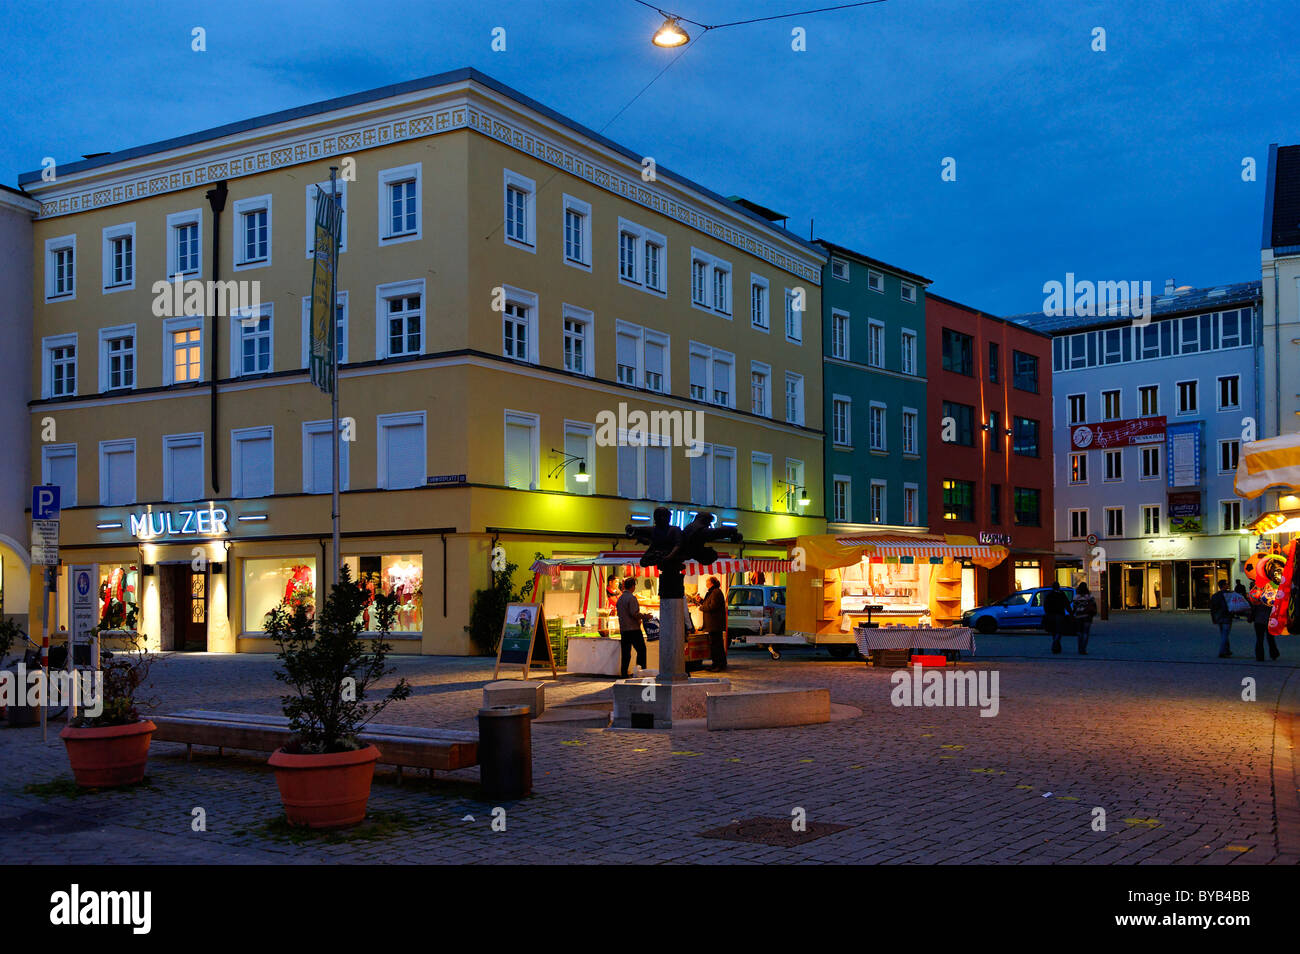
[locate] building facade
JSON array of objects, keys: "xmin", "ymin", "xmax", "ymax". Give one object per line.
[
  {"xmin": 926, "ymin": 294, "xmax": 1055, "ymax": 607},
  {"xmin": 1020, "ymin": 281, "xmax": 1263, "ymax": 610},
  {"xmin": 0, "ymin": 185, "xmax": 38, "ymax": 629},
  {"xmin": 814, "ymin": 240, "xmax": 929, "ymax": 533},
  {"xmin": 19, "ymin": 67, "xmax": 827, "ymax": 655}
]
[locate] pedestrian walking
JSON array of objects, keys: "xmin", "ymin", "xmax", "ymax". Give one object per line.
[
  {"xmin": 1071, "ymin": 582, "xmax": 1098, "ymax": 655},
  {"xmin": 1251, "ymin": 592, "xmax": 1281, "ymax": 662},
  {"xmin": 701, "ymin": 576, "xmax": 728, "ymax": 672},
  {"xmin": 1043, "ymin": 581, "xmax": 1070, "ymax": 654},
  {"xmin": 1210, "ymin": 579, "xmax": 1234, "ymax": 658},
  {"xmin": 615, "ymin": 577, "xmax": 647, "ymax": 678}
]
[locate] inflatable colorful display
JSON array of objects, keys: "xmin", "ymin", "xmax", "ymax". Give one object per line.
[{"xmin": 1268, "ymin": 540, "xmax": 1299, "ymax": 637}]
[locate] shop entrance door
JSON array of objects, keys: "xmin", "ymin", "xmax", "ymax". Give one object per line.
[
  {"xmin": 1123, "ymin": 565, "xmax": 1146, "ymax": 609},
  {"xmin": 168, "ymin": 564, "xmax": 208, "ymax": 651}
]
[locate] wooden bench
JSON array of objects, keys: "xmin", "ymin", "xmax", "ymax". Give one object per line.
[{"xmin": 152, "ymin": 709, "xmax": 478, "ymax": 782}]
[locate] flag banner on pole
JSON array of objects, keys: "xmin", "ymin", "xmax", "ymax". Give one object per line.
[{"xmin": 309, "ymin": 187, "xmax": 342, "ymax": 394}]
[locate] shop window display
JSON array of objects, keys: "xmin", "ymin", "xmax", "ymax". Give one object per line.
[
  {"xmin": 98, "ymin": 563, "xmax": 140, "ymax": 631},
  {"xmin": 244, "ymin": 558, "xmax": 316, "ymax": 632},
  {"xmin": 343, "ymin": 554, "xmax": 423, "ymax": 632}
]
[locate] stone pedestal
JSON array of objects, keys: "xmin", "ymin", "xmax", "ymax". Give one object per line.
[
  {"xmin": 611, "ymin": 676, "xmax": 730, "ymax": 729},
  {"xmin": 483, "ymin": 680, "xmax": 547, "ymax": 718},
  {"xmin": 656, "ymin": 597, "xmax": 689, "ymax": 684}
]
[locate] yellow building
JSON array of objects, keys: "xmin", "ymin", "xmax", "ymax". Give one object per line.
[{"xmin": 20, "ymin": 68, "xmax": 826, "ymax": 655}]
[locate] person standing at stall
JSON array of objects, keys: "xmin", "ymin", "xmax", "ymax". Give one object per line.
[
  {"xmin": 616, "ymin": 577, "xmax": 647, "ymax": 679},
  {"xmin": 1251, "ymin": 591, "xmax": 1280, "ymax": 662},
  {"xmin": 702, "ymin": 576, "xmax": 728, "ymax": 672}
]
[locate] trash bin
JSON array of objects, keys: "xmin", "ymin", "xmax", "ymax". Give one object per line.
[{"xmin": 477, "ymin": 705, "xmax": 532, "ymax": 800}]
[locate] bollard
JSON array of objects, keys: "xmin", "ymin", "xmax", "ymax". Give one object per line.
[{"xmin": 477, "ymin": 705, "xmax": 532, "ymax": 800}]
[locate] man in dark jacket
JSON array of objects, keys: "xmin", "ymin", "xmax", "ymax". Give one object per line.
[
  {"xmin": 1209, "ymin": 579, "xmax": 1233, "ymax": 658},
  {"xmin": 1251, "ymin": 593, "xmax": 1280, "ymax": 662},
  {"xmin": 1042, "ymin": 582, "xmax": 1070, "ymax": 654},
  {"xmin": 701, "ymin": 576, "xmax": 728, "ymax": 672}
]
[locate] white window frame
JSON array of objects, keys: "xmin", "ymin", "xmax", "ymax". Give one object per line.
[
  {"xmin": 302, "ymin": 419, "xmax": 351, "ymax": 494},
  {"xmin": 232, "ymin": 194, "xmax": 272, "ymax": 270},
  {"xmin": 1104, "ymin": 448, "xmax": 1123, "ymax": 482},
  {"xmin": 102, "ymin": 223, "xmax": 135, "ymax": 292},
  {"xmin": 45, "ymin": 234, "xmax": 77, "ymax": 302},
  {"xmin": 562, "ymin": 420, "xmax": 596, "ymax": 495},
  {"xmin": 869, "ymin": 401, "xmax": 887, "ymax": 451},
  {"xmin": 1141, "ymin": 503, "xmax": 1162, "ymax": 536},
  {"xmin": 902, "ymin": 407, "xmax": 919, "ymax": 455},
  {"xmin": 867, "ymin": 319, "xmax": 885, "ymax": 368},
  {"xmin": 1140, "ymin": 445, "xmax": 1161, "ymax": 480},
  {"xmin": 166, "ymin": 209, "xmax": 203, "ymax": 278},
  {"xmin": 503, "ymin": 169, "xmax": 537, "ymax": 252},
  {"xmin": 1101, "ymin": 388, "xmax": 1121, "ymax": 421},
  {"xmin": 785, "ymin": 372, "xmax": 805, "ymax": 425},
  {"xmin": 833, "ymin": 475, "xmax": 852, "ymax": 522},
  {"xmin": 562, "ymin": 194, "xmax": 592, "ymax": 271},
  {"xmin": 784, "ymin": 288, "xmax": 804, "ymax": 343},
  {"xmin": 375, "ymin": 279, "xmax": 425, "ymax": 360},
  {"xmin": 831, "ymin": 309, "xmax": 850, "ymax": 359},
  {"xmin": 378, "ymin": 164, "xmax": 422, "ymax": 245},
  {"xmin": 870, "ymin": 478, "xmax": 887, "ymax": 524},
  {"xmin": 901, "ymin": 328, "xmax": 917, "ymax": 375},
  {"xmin": 562, "ymin": 304, "xmax": 595, "ymax": 378},
  {"xmin": 1139, "ymin": 383, "xmax": 1159, "ymax": 417},
  {"xmin": 41, "ymin": 444, "xmax": 77, "ymax": 507},
  {"xmin": 500, "ymin": 285, "xmax": 540, "ymax": 364},
  {"xmin": 162, "ymin": 316, "xmax": 204, "ymax": 386},
  {"xmin": 784, "ymin": 458, "xmax": 805, "ymax": 512},
  {"xmin": 42, "ymin": 333, "xmax": 78, "ymax": 399},
  {"xmin": 503, "ymin": 409, "xmax": 540, "ymax": 491},
  {"xmin": 830, "ymin": 257, "xmax": 849, "ymax": 282},
  {"xmin": 1219, "ymin": 439, "xmax": 1240, "ymax": 475},
  {"xmin": 750, "ymin": 274, "xmax": 770, "ymax": 331},
  {"xmin": 300, "ymin": 292, "xmax": 348, "ymax": 367},
  {"xmin": 1105, "ymin": 506, "xmax": 1124, "ymax": 538},
  {"xmin": 162, "ymin": 432, "xmax": 204, "ymax": 503},
  {"xmin": 867, "ymin": 270, "xmax": 884, "ymax": 293},
  {"xmin": 903, "ymin": 482, "xmax": 919, "ymax": 526},
  {"xmin": 1175, "ymin": 378, "xmax": 1198, "ymax": 415},
  {"xmin": 1069, "ymin": 508, "xmax": 1089, "ymax": 539},
  {"xmin": 1067, "ymin": 393, "xmax": 1087, "ymax": 425},
  {"xmin": 98, "ymin": 439, "xmax": 136, "ymax": 507},
  {"xmin": 751, "ymin": 451, "xmax": 773, "ymax": 512},
  {"xmin": 617, "ymin": 218, "xmax": 666, "ymax": 294},
  {"xmin": 620, "ymin": 432, "xmax": 673, "ymax": 501},
  {"xmin": 230, "ymin": 425, "xmax": 274, "ymax": 499},
  {"xmin": 376, "ymin": 411, "xmax": 427, "ymax": 490},
  {"xmin": 1220, "ymin": 498, "xmax": 1242, "ymax": 533},
  {"xmin": 688, "ymin": 341, "xmax": 733, "ymax": 408},
  {"xmin": 690, "ymin": 247, "xmax": 732, "ymax": 317},
  {"xmin": 750, "ymin": 360, "xmax": 771, "ymax": 417},
  {"xmin": 98, "ymin": 324, "xmax": 136, "ymax": 392},
  {"xmin": 1069, "ymin": 451, "xmax": 1088, "ymax": 485},
  {"xmin": 303, "ymin": 179, "xmax": 347, "ymax": 257},
  {"xmin": 231, "ymin": 303, "xmax": 274, "ymax": 377},
  {"xmin": 900, "ymin": 281, "xmax": 917, "ymax": 303},
  {"xmin": 1217, "ymin": 374, "xmax": 1240, "ymax": 411},
  {"xmin": 832, "ymin": 394, "xmax": 852, "ymax": 447}
]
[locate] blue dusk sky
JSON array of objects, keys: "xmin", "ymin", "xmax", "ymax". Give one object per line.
[{"xmin": 1, "ymin": 0, "xmax": 1290, "ymax": 315}]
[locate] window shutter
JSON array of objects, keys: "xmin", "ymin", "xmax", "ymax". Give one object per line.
[
  {"xmin": 690, "ymin": 452, "xmax": 708, "ymax": 505},
  {"xmin": 169, "ymin": 441, "xmax": 203, "ymax": 502},
  {"xmin": 751, "ymin": 459, "xmax": 770, "ymax": 512},
  {"xmin": 104, "ymin": 448, "xmax": 134, "ymax": 506},
  {"xmin": 713, "ymin": 451, "xmax": 732, "ymax": 507},
  {"xmin": 689, "ymin": 351, "xmax": 707, "ymax": 391},
  {"xmin": 645, "ymin": 445, "xmax": 667, "ymax": 501},
  {"xmin": 504, "ymin": 421, "xmax": 533, "ymax": 489},
  {"xmin": 385, "ymin": 422, "xmax": 424, "ymax": 489},
  {"xmin": 616, "ymin": 332, "xmax": 637, "ymax": 371},
  {"xmin": 617, "ymin": 445, "xmax": 638, "ymax": 498},
  {"xmin": 644, "ymin": 339, "xmax": 664, "ymax": 382},
  {"xmin": 237, "ymin": 434, "xmax": 273, "ymax": 499},
  {"xmin": 48, "ymin": 453, "xmax": 76, "ymax": 507}
]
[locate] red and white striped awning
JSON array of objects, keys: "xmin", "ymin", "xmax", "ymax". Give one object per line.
[{"xmin": 531, "ymin": 555, "xmax": 790, "ymax": 577}]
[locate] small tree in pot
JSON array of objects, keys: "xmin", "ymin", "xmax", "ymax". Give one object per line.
[
  {"xmin": 60, "ymin": 634, "xmax": 158, "ymax": 787},
  {"xmin": 265, "ymin": 564, "xmax": 411, "ymax": 828}
]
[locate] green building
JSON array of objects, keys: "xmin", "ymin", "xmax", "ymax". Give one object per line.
[{"xmin": 814, "ymin": 240, "xmax": 930, "ymax": 532}]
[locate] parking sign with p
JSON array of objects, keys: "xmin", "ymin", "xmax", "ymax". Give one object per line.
[{"xmin": 33, "ymin": 485, "xmax": 60, "ymax": 520}]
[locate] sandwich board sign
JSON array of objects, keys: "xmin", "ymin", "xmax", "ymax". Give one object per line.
[{"xmin": 493, "ymin": 602, "xmax": 557, "ymax": 680}]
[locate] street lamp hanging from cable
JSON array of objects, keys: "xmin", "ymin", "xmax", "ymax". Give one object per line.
[{"xmin": 652, "ymin": 16, "xmax": 690, "ymax": 46}]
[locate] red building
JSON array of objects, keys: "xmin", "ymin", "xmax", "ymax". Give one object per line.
[{"xmin": 925, "ymin": 294, "xmax": 1055, "ymax": 605}]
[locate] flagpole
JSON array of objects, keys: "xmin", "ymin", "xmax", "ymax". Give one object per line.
[{"xmin": 329, "ymin": 166, "xmax": 341, "ymax": 588}]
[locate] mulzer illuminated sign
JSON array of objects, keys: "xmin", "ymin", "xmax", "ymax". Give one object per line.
[{"xmin": 129, "ymin": 506, "xmax": 230, "ymax": 540}]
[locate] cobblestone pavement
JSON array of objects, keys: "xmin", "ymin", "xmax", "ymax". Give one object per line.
[{"xmin": 2, "ymin": 611, "xmax": 1296, "ymax": 864}]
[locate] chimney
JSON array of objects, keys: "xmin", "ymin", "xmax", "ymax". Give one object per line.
[{"xmin": 1164, "ymin": 279, "xmax": 1175, "ymax": 295}]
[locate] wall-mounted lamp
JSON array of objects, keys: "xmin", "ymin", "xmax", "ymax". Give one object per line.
[
  {"xmin": 141, "ymin": 564, "xmax": 155, "ymax": 577},
  {"xmin": 778, "ymin": 479, "xmax": 811, "ymax": 508},
  {"xmin": 547, "ymin": 449, "xmax": 588, "ymax": 482},
  {"xmin": 210, "ymin": 562, "xmax": 225, "ymax": 575}
]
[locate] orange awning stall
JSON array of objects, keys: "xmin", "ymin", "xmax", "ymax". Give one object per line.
[{"xmin": 793, "ymin": 533, "xmax": 1009, "ymax": 570}]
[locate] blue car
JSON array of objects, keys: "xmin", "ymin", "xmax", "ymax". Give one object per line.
[{"xmin": 961, "ymin": 586, "xmax": 1076, "ymax": 634}]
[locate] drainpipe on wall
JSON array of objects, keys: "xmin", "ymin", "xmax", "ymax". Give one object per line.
[{"xmin": 204, "ymin": 181, "xmax": 228, "ymax": 495}]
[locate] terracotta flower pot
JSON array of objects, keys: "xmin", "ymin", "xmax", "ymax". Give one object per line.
[
  {"xmin": 59, "ymin": 720, "xmax": 156, "ymax": 788},
  {"xmin": 268, "ymin": 744, "xmax": 379, "ymax": 829}
]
